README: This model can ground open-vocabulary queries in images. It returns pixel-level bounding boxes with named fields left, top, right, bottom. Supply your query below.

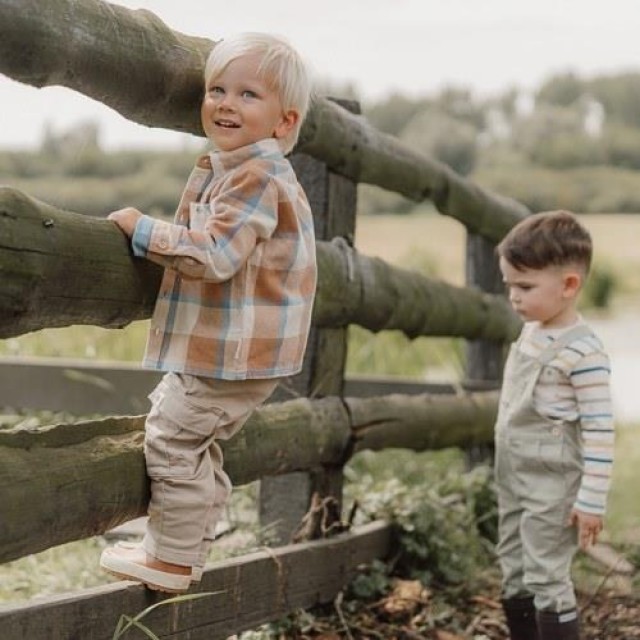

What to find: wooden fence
left=0, top=0, right=529, bottom=637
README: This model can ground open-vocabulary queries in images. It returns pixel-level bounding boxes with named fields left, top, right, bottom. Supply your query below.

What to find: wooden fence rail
left=0, top=390, right=498, bottom=564
left=0, top=186, right=519, bottom=341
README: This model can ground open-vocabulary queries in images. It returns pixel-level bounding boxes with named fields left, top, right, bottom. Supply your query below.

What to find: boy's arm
left=108, top=207, right=178, bottom=271
left=572, top=347, right=615, bottom=523
left=130, top=168, right=279, bottom=281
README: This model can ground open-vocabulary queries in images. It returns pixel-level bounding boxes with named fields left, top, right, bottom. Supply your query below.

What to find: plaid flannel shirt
left=131, top=138, right=317, bottom=380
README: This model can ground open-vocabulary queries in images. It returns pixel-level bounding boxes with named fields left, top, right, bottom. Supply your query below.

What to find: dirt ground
left=289, top=571, right=640, bottom=639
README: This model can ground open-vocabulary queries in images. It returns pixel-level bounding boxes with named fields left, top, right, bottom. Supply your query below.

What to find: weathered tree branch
left=0, top=390, right=497, bottom=563
left=317, top=238, right=520, bottom=340
left=0, top=0, right=529, bottom=241
left=0, top=187, right=521, bottom=341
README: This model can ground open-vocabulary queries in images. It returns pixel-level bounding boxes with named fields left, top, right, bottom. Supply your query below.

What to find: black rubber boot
left=502, top=595, right=539, bottom=640
left=536, top=609, right=580, bottom=640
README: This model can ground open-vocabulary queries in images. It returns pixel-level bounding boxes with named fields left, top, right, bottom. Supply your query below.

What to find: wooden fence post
left=464, top=233, right=505, bottom=464
left=259, top=102, right=358, bottom=544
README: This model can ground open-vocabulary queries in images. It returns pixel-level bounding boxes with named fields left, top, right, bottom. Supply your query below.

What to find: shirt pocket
left=189, top=202, right=211, bottom=232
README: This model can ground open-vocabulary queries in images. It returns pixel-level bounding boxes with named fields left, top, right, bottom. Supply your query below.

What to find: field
left=354, top=206, right=640, bottom=295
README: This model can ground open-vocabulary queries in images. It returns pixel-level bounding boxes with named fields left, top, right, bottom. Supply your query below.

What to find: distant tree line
left=360, top=71, right=640, bottom=214
left=3, top=70, right=640, bottom=216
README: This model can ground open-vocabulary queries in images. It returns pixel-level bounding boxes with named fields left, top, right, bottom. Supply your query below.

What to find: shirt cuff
left=131, top=215, right=155, bottom=257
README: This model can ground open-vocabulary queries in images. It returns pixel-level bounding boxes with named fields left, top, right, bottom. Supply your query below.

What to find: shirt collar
left=200, top=138, right=283, bottom=177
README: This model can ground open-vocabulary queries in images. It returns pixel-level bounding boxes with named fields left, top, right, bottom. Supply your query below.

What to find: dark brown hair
left=497, top=210, right=592, bottom=273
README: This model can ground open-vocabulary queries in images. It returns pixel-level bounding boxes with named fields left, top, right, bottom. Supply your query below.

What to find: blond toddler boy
left=100, top=32, right=316, bottom=593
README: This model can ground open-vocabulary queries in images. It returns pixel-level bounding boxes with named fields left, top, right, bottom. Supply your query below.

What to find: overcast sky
left=1, top=0, right=639, bottom=149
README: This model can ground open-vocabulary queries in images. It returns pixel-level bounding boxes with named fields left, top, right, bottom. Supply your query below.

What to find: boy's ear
left=274, top=109, right=299, bottom=139
left=562, top=271, right=583, bottom=298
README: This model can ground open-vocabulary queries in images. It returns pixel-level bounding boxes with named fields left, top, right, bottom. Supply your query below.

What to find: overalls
left=495, top=325, right=590, bottom=613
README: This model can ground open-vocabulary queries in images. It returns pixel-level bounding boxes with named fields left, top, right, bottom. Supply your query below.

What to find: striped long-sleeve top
left=130, top=138, right=317, bottom=381
left=519, top=319, right=614, bottom=515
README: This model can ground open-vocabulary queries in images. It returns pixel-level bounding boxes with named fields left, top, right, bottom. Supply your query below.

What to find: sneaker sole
left=100, top=550, right=191, bottom=593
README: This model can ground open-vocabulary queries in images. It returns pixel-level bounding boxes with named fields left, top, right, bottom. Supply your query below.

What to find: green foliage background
left=4, top=69, right=640, bottom=217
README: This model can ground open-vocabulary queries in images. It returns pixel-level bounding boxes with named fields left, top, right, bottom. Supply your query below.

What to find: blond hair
left=204, top=32, right=312, bottom=153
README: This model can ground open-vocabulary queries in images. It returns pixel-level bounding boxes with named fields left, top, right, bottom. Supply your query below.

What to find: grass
left=0, top=321, right=149, bottom=361
left=0, top=538, right=110, bottom=603
left=606, top=421, right=640, bottom=543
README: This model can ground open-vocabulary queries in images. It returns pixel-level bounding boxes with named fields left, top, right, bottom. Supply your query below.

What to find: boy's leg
left=495, top=441, right=531, bottom=600
left=141, top=374, right=227, bottom=568
left=502, top=595, right=539, bottom=640
left=495, top=443, right=539, bottom=639
left=497, top=496, right=529, bottom=599
left=497, top=494, right=539, bottom=639
left=522, top=513, right=580, bottom=640
left=520, top=453, right=581, bottom=634
left=102, top=374, right=277, bottom=589
left=536, top=609, right=580, bottom=640
left=187, top=376, right=279, bottom=579
left=192, top=440, right=232, bottom=579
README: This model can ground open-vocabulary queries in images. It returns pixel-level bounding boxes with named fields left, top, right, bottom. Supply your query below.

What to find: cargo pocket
left=144, top=385, right=227, bottom=478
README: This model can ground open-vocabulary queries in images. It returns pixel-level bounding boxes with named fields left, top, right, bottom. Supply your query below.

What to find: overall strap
left=538, top=325, right=593, bottom=365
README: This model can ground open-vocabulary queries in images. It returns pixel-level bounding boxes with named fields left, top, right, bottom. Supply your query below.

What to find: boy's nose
left=218, top=94, right=236, bottom=111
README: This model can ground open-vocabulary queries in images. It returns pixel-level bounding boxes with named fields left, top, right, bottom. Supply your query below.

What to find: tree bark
left=316, top=238, right=520, bottom=340
left=347, top=390, right=498, bottom=453
left=0, top=391, right=496, bottom=564
left=0, top=0, right=529, bottom=241
left=0, top=187, right=521, bottom=342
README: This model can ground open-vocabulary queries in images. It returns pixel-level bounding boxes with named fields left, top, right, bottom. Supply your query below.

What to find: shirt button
left=158, top=239, right=168, bottom=249
left=154, top=327, right=161, bottom=336
left=551, top=426, right=560, bottom=436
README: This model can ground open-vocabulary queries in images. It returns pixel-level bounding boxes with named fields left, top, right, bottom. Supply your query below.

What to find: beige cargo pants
left=141, top=372, right=278, bottom=568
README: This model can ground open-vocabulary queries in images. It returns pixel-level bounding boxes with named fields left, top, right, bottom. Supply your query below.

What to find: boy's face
left=201, top=54, right=298, bottom=152
left=499, top=257, right=582, bottom=329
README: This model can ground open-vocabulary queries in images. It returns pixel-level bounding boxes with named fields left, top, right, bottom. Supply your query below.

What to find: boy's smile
left=201, top=54, right=297, bottom=152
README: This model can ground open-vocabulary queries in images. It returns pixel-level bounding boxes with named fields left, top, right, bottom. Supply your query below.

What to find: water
left=587, top=308, right=640, bottom=424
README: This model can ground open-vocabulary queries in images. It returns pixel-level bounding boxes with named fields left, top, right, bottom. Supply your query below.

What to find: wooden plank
left=465, top=233, right=509, bottom=384
left=348, top=391, right=498, bottom=454
left=0, top=522, right=392, bottom=640
left=464, top=232, right=508, bottom=465
left=344, top=375, right=458, bottom=397
left=0, top=359, right=500, bottom=413
left=0, top=356, right=161, bottom=415
left=0, top=397, right=350, bottom=564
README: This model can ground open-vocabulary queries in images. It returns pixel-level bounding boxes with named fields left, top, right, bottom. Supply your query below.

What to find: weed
left=112, top=591, right=221, bottom=639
